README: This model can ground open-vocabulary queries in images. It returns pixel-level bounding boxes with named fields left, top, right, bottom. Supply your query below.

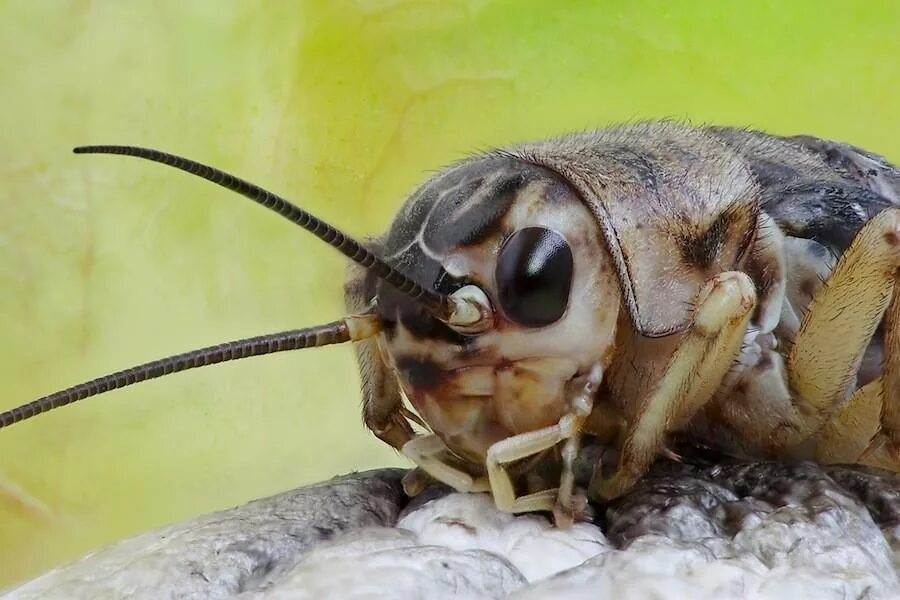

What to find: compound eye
left=495, top=227, right=574, bottom=327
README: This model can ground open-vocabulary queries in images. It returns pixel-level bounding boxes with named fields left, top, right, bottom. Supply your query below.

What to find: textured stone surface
left=4, top=460, right=900, bottom=599
left=3, top=470, right=407, bottom=600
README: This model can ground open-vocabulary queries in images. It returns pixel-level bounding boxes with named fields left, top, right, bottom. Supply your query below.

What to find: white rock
left=398, top=492, right=609, bottom=582
left=4, top=461, right=900, bottom=599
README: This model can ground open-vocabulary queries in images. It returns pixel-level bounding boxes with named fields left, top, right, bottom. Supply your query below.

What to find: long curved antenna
left=73, top=145, right=458, bottom=322
left=0, top=319, right=358, bottom=429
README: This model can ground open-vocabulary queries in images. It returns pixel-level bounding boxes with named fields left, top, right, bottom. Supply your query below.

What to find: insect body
left=3, top=122, right=899, bottom=527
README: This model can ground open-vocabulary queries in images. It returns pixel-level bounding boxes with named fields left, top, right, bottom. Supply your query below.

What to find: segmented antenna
left=73, top=145, right=455, bottom=321
left=0, top=321, right=350, bottom=429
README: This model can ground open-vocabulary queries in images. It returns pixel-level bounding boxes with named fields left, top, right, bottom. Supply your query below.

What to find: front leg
left=594, top=272, right=756, bottom=499
left=486, top=365, right=603, bottom=526
left=345, top=260, right=416, bottom=451
left=401, top=434, right=490, bottom=493
left=355, top=337, right=416, bottom=450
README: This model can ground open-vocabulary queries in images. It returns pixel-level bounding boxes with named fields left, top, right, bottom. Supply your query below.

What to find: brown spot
left=678, top=207, right=736, bottom=268
left=395, top=357, right=446, bottom=392
left=495, top=358, right=515, bottom=372
left=435, top=517, right=478, bottom=534
left=884, top=230, right=899, bottom=246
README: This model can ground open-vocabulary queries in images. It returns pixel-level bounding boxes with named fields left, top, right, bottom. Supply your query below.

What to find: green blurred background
left=0, top=0, right=897, bottom=589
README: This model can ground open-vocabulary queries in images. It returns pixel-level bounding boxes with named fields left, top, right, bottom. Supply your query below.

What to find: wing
left=708, top=127, right=900, bottom=257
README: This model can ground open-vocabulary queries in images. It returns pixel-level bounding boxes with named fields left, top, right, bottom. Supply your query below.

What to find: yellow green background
left=0, top=0, right=897, bottom=589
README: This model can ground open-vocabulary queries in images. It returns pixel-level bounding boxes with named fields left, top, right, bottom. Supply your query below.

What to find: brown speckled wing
left=708, top=127, right=900, bottom=256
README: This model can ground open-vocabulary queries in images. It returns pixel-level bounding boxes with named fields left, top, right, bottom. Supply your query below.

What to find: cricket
left=2, top=121, right=899, bottom=527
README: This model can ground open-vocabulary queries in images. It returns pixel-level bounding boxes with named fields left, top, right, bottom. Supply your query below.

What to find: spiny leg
left=366, top=405, right=416, bottom=451
left=352, top=334, right=416, bottom=450
left=344, top=261, right=416, bottom=451
left=786, top=209, right=900, bottom=449
left=879, top=281, right=900, bottom=453
left=555, top=365, right=604, bottom=526
left=816, top=380, right=882, bottom=464
left=486, top=365, right=602, bottom=525
left=817, top=277, right=900, bottom=468
left=593, top=272, right=756, bottom=500
left=401, top=434, right=490, bottom=494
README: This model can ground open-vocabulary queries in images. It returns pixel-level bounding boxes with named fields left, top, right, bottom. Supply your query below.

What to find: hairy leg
left=785, top=209, right=900, bottom=452
left=594, top=272, right=756, bottom=499
left=817, top=278, right=900, bottom=469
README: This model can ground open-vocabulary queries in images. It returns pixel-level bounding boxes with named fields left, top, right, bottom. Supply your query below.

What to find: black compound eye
left=495, top=227, right=574, bottom=327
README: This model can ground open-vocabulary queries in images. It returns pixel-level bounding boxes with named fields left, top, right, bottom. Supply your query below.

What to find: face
left=375, top=156, right=621, bottom=460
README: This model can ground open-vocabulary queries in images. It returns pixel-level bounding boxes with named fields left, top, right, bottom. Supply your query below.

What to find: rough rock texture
left=3, top=470, right=407, bottom=600
left=4, top=460, right=900, bottom=599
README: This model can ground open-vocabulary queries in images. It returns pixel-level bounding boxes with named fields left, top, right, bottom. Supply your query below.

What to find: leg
left=556, top=365, right=604, bottom=526
left=816, top=274, right=900, bottom=468
left=344, top=259, right=415, bottom=451
left=400, top=467, right=434, bottom=497
left=880, top=282, right=900, bottom=448
left=858, top=283, right=900, bottom=466
left=402, top=434, right=490, bottom=493
left=485, top=419, right=572, bottom=514
left=486, top=365, right=603, bottom=524
left=816, top=380, right=882, bottom=464
left=785, top=209, right=900, bottom=447
left=593, top=272, right=756, bottom=499
left=355, top=336, right=416, bottom=450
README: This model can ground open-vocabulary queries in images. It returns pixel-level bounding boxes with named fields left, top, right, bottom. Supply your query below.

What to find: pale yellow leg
left=816, top=380, right=882, bottom=464
left=486, top=365, right=602, bottom=522
left=817, top=277, right=900, bottom=469
left=508, top=489, right=560, bottom=513
left=401, top=467, right=441, bottom=497
left=881, top=283, right=900, bottom=447
left=556, top=365, right=604, bottom=526
left=402, top=435, right=489, bottom=493
left=786, top=209, right=900, bottom=446
left=486, top=419, right=573, bottom=513
left=594, top=272, right=756, bottom=500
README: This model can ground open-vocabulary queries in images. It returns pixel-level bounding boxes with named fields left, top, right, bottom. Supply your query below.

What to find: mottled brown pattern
left=347, top=121, right=900, bottom=514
